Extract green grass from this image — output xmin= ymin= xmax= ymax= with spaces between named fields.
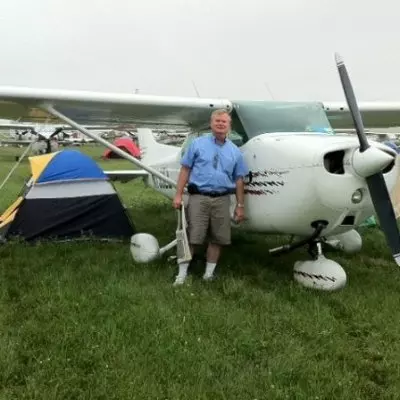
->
xmin=1 ymin=144 xmax=400 ymax=399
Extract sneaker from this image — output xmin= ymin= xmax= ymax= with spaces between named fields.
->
xmin=202 ymin=274 xmax=215 ymax=282
xmin=173 ymin=276 xmax=186 ymax=286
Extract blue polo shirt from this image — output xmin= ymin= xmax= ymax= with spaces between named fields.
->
xmin=181 ymin=134 xmax=249 ymax=193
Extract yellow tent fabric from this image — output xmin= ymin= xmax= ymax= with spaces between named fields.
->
xmin=0 ymin=196 xmax=23 ymax=223
xmin=0 ymin=196 xmax=23 ymax=228
xmin=0 ymin=208 xmax=19 ymax=229
xmin=0 ymin=152 xmax=57 ymax=227
xmin=28 ymin=152 xmax=58 ymax=183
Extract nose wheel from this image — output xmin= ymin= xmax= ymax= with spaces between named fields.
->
xmin=307 ymin=240 xmax=323 ymax=260
xmin=294 ymin=238 xmax=347 ymax=291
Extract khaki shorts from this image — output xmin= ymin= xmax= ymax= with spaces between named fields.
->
xmin=186 ymin=194 xmax=231 ymax=245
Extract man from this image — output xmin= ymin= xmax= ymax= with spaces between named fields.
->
xmin=172 ymin=109 xmax=249 ymax=285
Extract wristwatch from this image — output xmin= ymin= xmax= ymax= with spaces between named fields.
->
xmin=236 ymin=203 xmax=244 ymax=208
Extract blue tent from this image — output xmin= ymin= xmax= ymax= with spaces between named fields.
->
xmin=32 ymin=149 xmax=107 ymax=183
xmin=0 ymin=150 xmax=135 ymax=242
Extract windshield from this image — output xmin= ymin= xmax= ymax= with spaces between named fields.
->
xmin=180 ymin=101 xmax=334 ymax=153
xmin=232 ymin=100 xmax=334 ymax=141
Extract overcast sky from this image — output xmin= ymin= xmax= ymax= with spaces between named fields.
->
xmin=0 ymin=0 xmax=399 ymax=102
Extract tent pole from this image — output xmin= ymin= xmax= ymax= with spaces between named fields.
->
xmin=41 ymin=104 xmax=178 ymax=188
xmin=0 ymin=141 xmax=34 ymax=194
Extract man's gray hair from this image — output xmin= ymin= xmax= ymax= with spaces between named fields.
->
xmin=210 ymin=109 xmax=231 ymax=120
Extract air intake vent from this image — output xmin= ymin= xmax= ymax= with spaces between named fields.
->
xmin=341 ymin=215 xmax=355 ymax=226
xmin=324 ymin=150 xmax=345 ymax=174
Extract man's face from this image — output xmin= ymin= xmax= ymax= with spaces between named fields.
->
xmin=211 ymin=113 xmax=231 ymax=140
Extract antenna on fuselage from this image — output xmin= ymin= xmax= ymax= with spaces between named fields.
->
xmin=191 ymin=80 xmax=201 ymax=97
xmin=264 ymin=81 xmax=275 ymax=100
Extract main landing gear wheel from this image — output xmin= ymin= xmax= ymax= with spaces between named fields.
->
xmin=269 ymin=222 xmax=347 ymax=291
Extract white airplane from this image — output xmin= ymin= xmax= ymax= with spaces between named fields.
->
xmin=0 ymin=120 xmax=119 ymax=146
xmin=0 ymin=120 xmax=120 ymax=134
xmin=0 ymin=53 xmax=399 ymax=291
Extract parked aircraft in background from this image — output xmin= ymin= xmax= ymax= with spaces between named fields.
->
xmin=0 ymin=54 xmax=398 ymax=291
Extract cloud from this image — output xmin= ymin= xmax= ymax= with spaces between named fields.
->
xmin=0 ymin=0 xmax=399 ymax=101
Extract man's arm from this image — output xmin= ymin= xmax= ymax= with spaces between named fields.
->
xmin=174 ymin=140 xmax=196 ymax=198
xmin=235 ymin=177 xmax=245 ymax=206
xmin=176 ymin=166 xmax=191 ymax=196
xmin=233 ymin=152 xmax=249 ymax=207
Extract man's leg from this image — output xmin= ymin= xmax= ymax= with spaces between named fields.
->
xmin=203 ymin=242 xmax=221 ymax=280
xmin=174 ymin=195 xmax=210 ymax=285
xmin=204 ymin=196 xmax=231 ymax=280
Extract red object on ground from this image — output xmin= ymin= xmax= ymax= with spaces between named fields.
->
xmin=103 ymin=138 xmax=141 ymax=159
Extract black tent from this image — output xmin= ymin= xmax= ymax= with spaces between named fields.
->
xmin=0 ymin=150 xmax=135 ymax=242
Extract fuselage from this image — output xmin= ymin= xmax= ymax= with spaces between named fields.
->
xmin=140 ymin=131 xmax=399 ymax=238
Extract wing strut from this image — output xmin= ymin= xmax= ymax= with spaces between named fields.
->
xmin=42 ymin=104 xmax=178 ymax=188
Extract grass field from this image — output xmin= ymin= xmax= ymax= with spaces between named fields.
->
xmin=1 ymin=144 xmax=400 ymax=399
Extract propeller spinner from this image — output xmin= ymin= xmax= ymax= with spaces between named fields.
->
xmin=335 ymin=52 xmax=400 ymax=265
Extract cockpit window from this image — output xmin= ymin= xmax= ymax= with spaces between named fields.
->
xmin=232 ymin=100 xmax=334 ymax=139
xmin=181 ymin=101 xmax=333 ymax=156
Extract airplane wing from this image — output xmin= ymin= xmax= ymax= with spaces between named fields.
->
xmin=333 ymin=128 xmax=400 ymax=136
xmin=0 ymin=123 xmax=36 ymax=130
xmin=0 ymin=139 xmax=35 ymax=145
xmin=0 ymin=85 xmax=398 ymax=131
xmin=0 ymin=122 xmax=120 ymax=131
xmin=323 ymin=102 xmax=400 ymax=129
xmin=104 ymin=170 xmax=149 ymax=183
xmin=0 ymin=86 xmax=232 ymax=129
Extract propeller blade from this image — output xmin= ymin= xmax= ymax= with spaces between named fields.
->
xmin=366 ymin=173 xmax=400 ymax=265
xmin=334 ymin=53 xmax=369 ymax=152
xmin=335 ymin=52 xmax=400 ymax=265
xmin=51 ymin=127 xmax=63 ymax=138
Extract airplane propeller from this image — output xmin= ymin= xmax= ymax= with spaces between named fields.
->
xmin=30 ymin=126 xmax=63 ymax=141
xmin=334 ymin=53 xmax=400 ymax=266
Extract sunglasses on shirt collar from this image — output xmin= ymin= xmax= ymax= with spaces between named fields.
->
xmin=213 ymin=153 xmax=219 ymax=169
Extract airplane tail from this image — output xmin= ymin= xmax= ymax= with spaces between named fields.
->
xmin=136 ymin=128 xmax=181 ymax=165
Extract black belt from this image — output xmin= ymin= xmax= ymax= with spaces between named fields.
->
xmin=196 ymin=191 xmax=229 ymax=198
xmin=187 ymin=184 xmax=231 ymax=198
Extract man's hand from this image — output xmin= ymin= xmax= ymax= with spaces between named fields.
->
xmin=173 ymin=194 xmax=183 ymax=209
xmin=234 ymin=205 xmax=245 ymax=223
xmin=173 ymin=166 xmax=190 ymax=209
